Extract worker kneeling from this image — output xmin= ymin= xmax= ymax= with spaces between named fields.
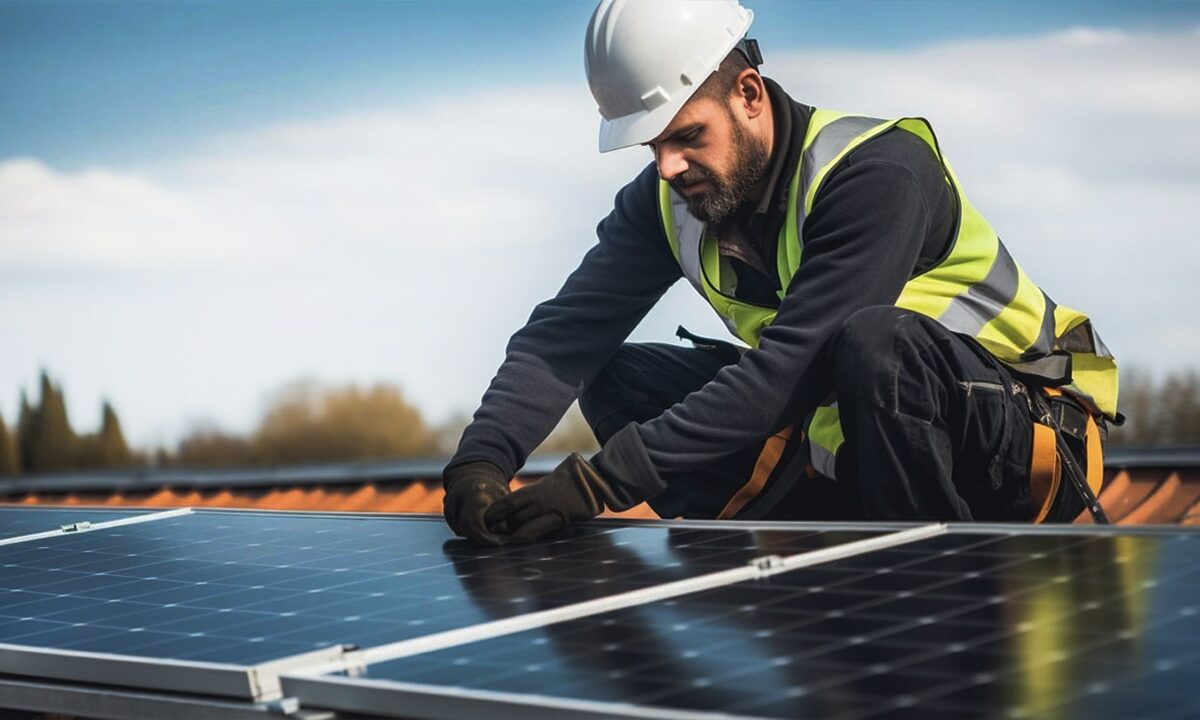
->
xmin=443 ymin=0 xmax=1120 ymax=545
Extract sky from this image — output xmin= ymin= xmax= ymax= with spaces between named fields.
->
xmin=1 ymin=0 xmax=1198 ymax=450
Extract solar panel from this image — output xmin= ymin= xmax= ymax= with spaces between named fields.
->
xmin=285 ymin=527 xmax=1200 ymax=720
xmin=0 ymin=508 xmax=883 ymax=701
xmin=0 ymin=507 xmax=155 ymax=541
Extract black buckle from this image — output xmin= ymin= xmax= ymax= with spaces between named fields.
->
xmin=736 ymin=38 xmax=763 ymax=68
xmin=1027 ymin=390 xmax=1109 ymax=525
xmin=1047 ymin=395 xmax=1088 ymax=441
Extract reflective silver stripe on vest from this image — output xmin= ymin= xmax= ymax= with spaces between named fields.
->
xmin=810 ymin=445 xmax=837 ymax=479
xmin=669 ymin=189 xmax=706 ymax=297
xmin=1030 ymin=292 xmax=1058 ymax=358
xmin=937 ymin=240 xmax=1020 ymax=335
xmin=1002 ymin=290 xmax=1070 ymax=381
xmin=796 ymin=116 xmax=886 ymax=231
xmin=809 ymin=401 xmax=839 ymax=479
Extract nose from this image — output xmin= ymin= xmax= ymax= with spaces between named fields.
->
xmin=655 ymin=146 xmax=688 ymax=182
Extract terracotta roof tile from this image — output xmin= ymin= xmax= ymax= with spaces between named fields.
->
xmin=1 ymin=450 xmax=1195 ymax=524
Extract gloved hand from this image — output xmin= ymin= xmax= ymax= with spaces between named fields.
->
xmin=442 ymin=461 xmax=510 ymax=546
xmin=483 ymin=453 xmax=633 ymax=544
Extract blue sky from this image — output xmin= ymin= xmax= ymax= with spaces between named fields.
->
xmin=1 ymin=1 xmax=1198 ymax=449
xmin=3 ymin=1 xmax=1197 ymax=168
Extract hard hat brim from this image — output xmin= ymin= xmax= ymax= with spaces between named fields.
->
xmin=597 ymin=89 xmax=694 ymax=154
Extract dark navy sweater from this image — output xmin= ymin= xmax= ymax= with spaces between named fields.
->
xmin=448 ymin=78 xmax=957 ymax=508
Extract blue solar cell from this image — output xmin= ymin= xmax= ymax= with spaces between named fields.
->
xmin=347 ymin=530 xmax=1200 ymax=720
xmin=0 ymin=511 xmax=878 ymax=666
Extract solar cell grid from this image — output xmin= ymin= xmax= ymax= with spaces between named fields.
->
xmin=0 ymin=510 xmax=877 ymax=668
xmin=338 ymin=530 xmax=1200 ymax=720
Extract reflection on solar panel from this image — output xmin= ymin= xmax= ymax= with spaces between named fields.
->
xmin=0 ymin=510 xmax=877 ymax=668
xmin=287 ymin=528 xmax=1200 ymax=720
xmin=0 ymin=507 xmax=153 ymax=540
xmin=2 ymin=507 xmax=1198 ymax=720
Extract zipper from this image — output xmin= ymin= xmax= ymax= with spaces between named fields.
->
xmin=956 ymin=380 xmax=1007 ymax=395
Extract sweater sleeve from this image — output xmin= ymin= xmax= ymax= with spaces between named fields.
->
xmin=448 ymin=163 xmax=681 ymax=479
xmin=592 ymin=131 xmax=950 ymax=499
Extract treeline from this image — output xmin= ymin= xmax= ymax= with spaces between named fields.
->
xmin=8 ymin=366 xmax=1189 ymax=479
xmin=0 ymin=373 xmax=597 ymax=477
xmin=173 ymin=381 xmax=597 ymax=468
xmin=1108 ymin=369 xmax=1200 ymax=446
xmin=0 ymin=372 xmax=132 ymax=476
xmin=172 ymin=380 xmax=441 ymax=468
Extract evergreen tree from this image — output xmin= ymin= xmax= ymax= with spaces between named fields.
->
xmin=96 ymin=401 xmax=132 ymax=469
xmin=16 ymin=392 xmax=33 ymax=474
xmin=0 ymin=416 xmax=18 ymax=477
xmin=25 ymin=371 xmax=76 ymax=473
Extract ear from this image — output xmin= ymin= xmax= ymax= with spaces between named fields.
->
xmin=734 ymin=69 xmax=768 ymax=120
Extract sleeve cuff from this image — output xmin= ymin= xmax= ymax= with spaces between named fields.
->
xmin=589 ymin=423 xmax=667 ymax=508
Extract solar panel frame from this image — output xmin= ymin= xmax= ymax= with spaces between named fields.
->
xmin=0 ymin=506 xmax=154 ymax=539
xmin=0 ymin=507 xmax=192 ymax=547
xmin=283 ymin=673 xmax=715 ymax=720
xmin=584 ymin=514 xmax=921 ymax=533
xmin=0 ymin=641 xmax=354 ymax=703
xmin=281 ymin=523 xmax=1200 ymax=720
xmin=0 ymin=673 xmax=299 ymax=720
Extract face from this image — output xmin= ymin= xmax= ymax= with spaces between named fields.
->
xmin=646 ymin=93 xmax=770 ymax=225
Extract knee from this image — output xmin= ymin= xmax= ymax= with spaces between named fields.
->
xmin=831 ymin=305 xmax=907 ymax=367
xmin=830 ymin=306 xmax=928 ymax=392
xmin=578 ymin=344 xmax=646 ymax=432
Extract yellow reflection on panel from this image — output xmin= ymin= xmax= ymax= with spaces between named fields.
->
xmin=1011 ymin=535 xmax=1153 ymax=719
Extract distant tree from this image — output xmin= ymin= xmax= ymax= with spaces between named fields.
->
xmin=1110 ymin=368 xmax=1200 ymax=446
xmin=254 ymin=380 xmax=438 ymax=464
xmin=153 ymin=446 xmax=173 ymax=468
xmin=175 ymin=426 xmax=259 ymax=468
xmin=22 ymin=371 xmax=77 ymax=473
xmin=74 ymin=434 xmax=101 ymax=471
xmin=434 ymin=411 xmax=472 ymax=456
xmin=1159 ymin=370 xmax=1200 ymax=444
xmin=171 ymin=380 xmax=439 ymax=468
xmin=95 ymin=402 xmax=133 ymax=468
xmin=16 ymin=392 xmax=33 ymax=473
xmin=0 ymin=416 xmax=19 ymax=477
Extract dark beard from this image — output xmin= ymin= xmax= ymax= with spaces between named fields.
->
xmin=670 ymin=119 xmax=770 ymax=224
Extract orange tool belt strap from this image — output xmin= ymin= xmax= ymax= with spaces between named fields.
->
xmin=1029 ymin=387 xmax=1104 ymax=523
xmin=717 ymin=426 xmax=794 ymax=520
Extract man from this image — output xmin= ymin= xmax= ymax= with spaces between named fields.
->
xmin=443 ymin=0 xmax=1119 ymax=545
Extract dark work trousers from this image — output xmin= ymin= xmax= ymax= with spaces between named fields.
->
xmin=578 ymin=306 xmax=1038 ymax=522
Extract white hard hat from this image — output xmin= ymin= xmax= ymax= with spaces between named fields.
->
xmin=585 ymin=0 xmax=756 ymax=153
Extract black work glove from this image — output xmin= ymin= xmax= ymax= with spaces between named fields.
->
xmin=483 ymin=453 xmax=637 ymax=544
xmin=442 ymin=461 xmax=510 ymax=546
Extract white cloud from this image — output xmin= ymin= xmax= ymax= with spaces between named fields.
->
xmin=1 ymin=27 xmax=1197 ymax=446
xmin=0 ymin=84 xmax=700 ymax=446
xmin=766 ymin=26 xmax=1200 ymax=371
xmin=0 ymin=159 xmax=225 ymax=270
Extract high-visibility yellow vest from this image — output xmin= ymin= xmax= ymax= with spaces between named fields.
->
xmin=658 ymin=109 xmax=1119 ymax=479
